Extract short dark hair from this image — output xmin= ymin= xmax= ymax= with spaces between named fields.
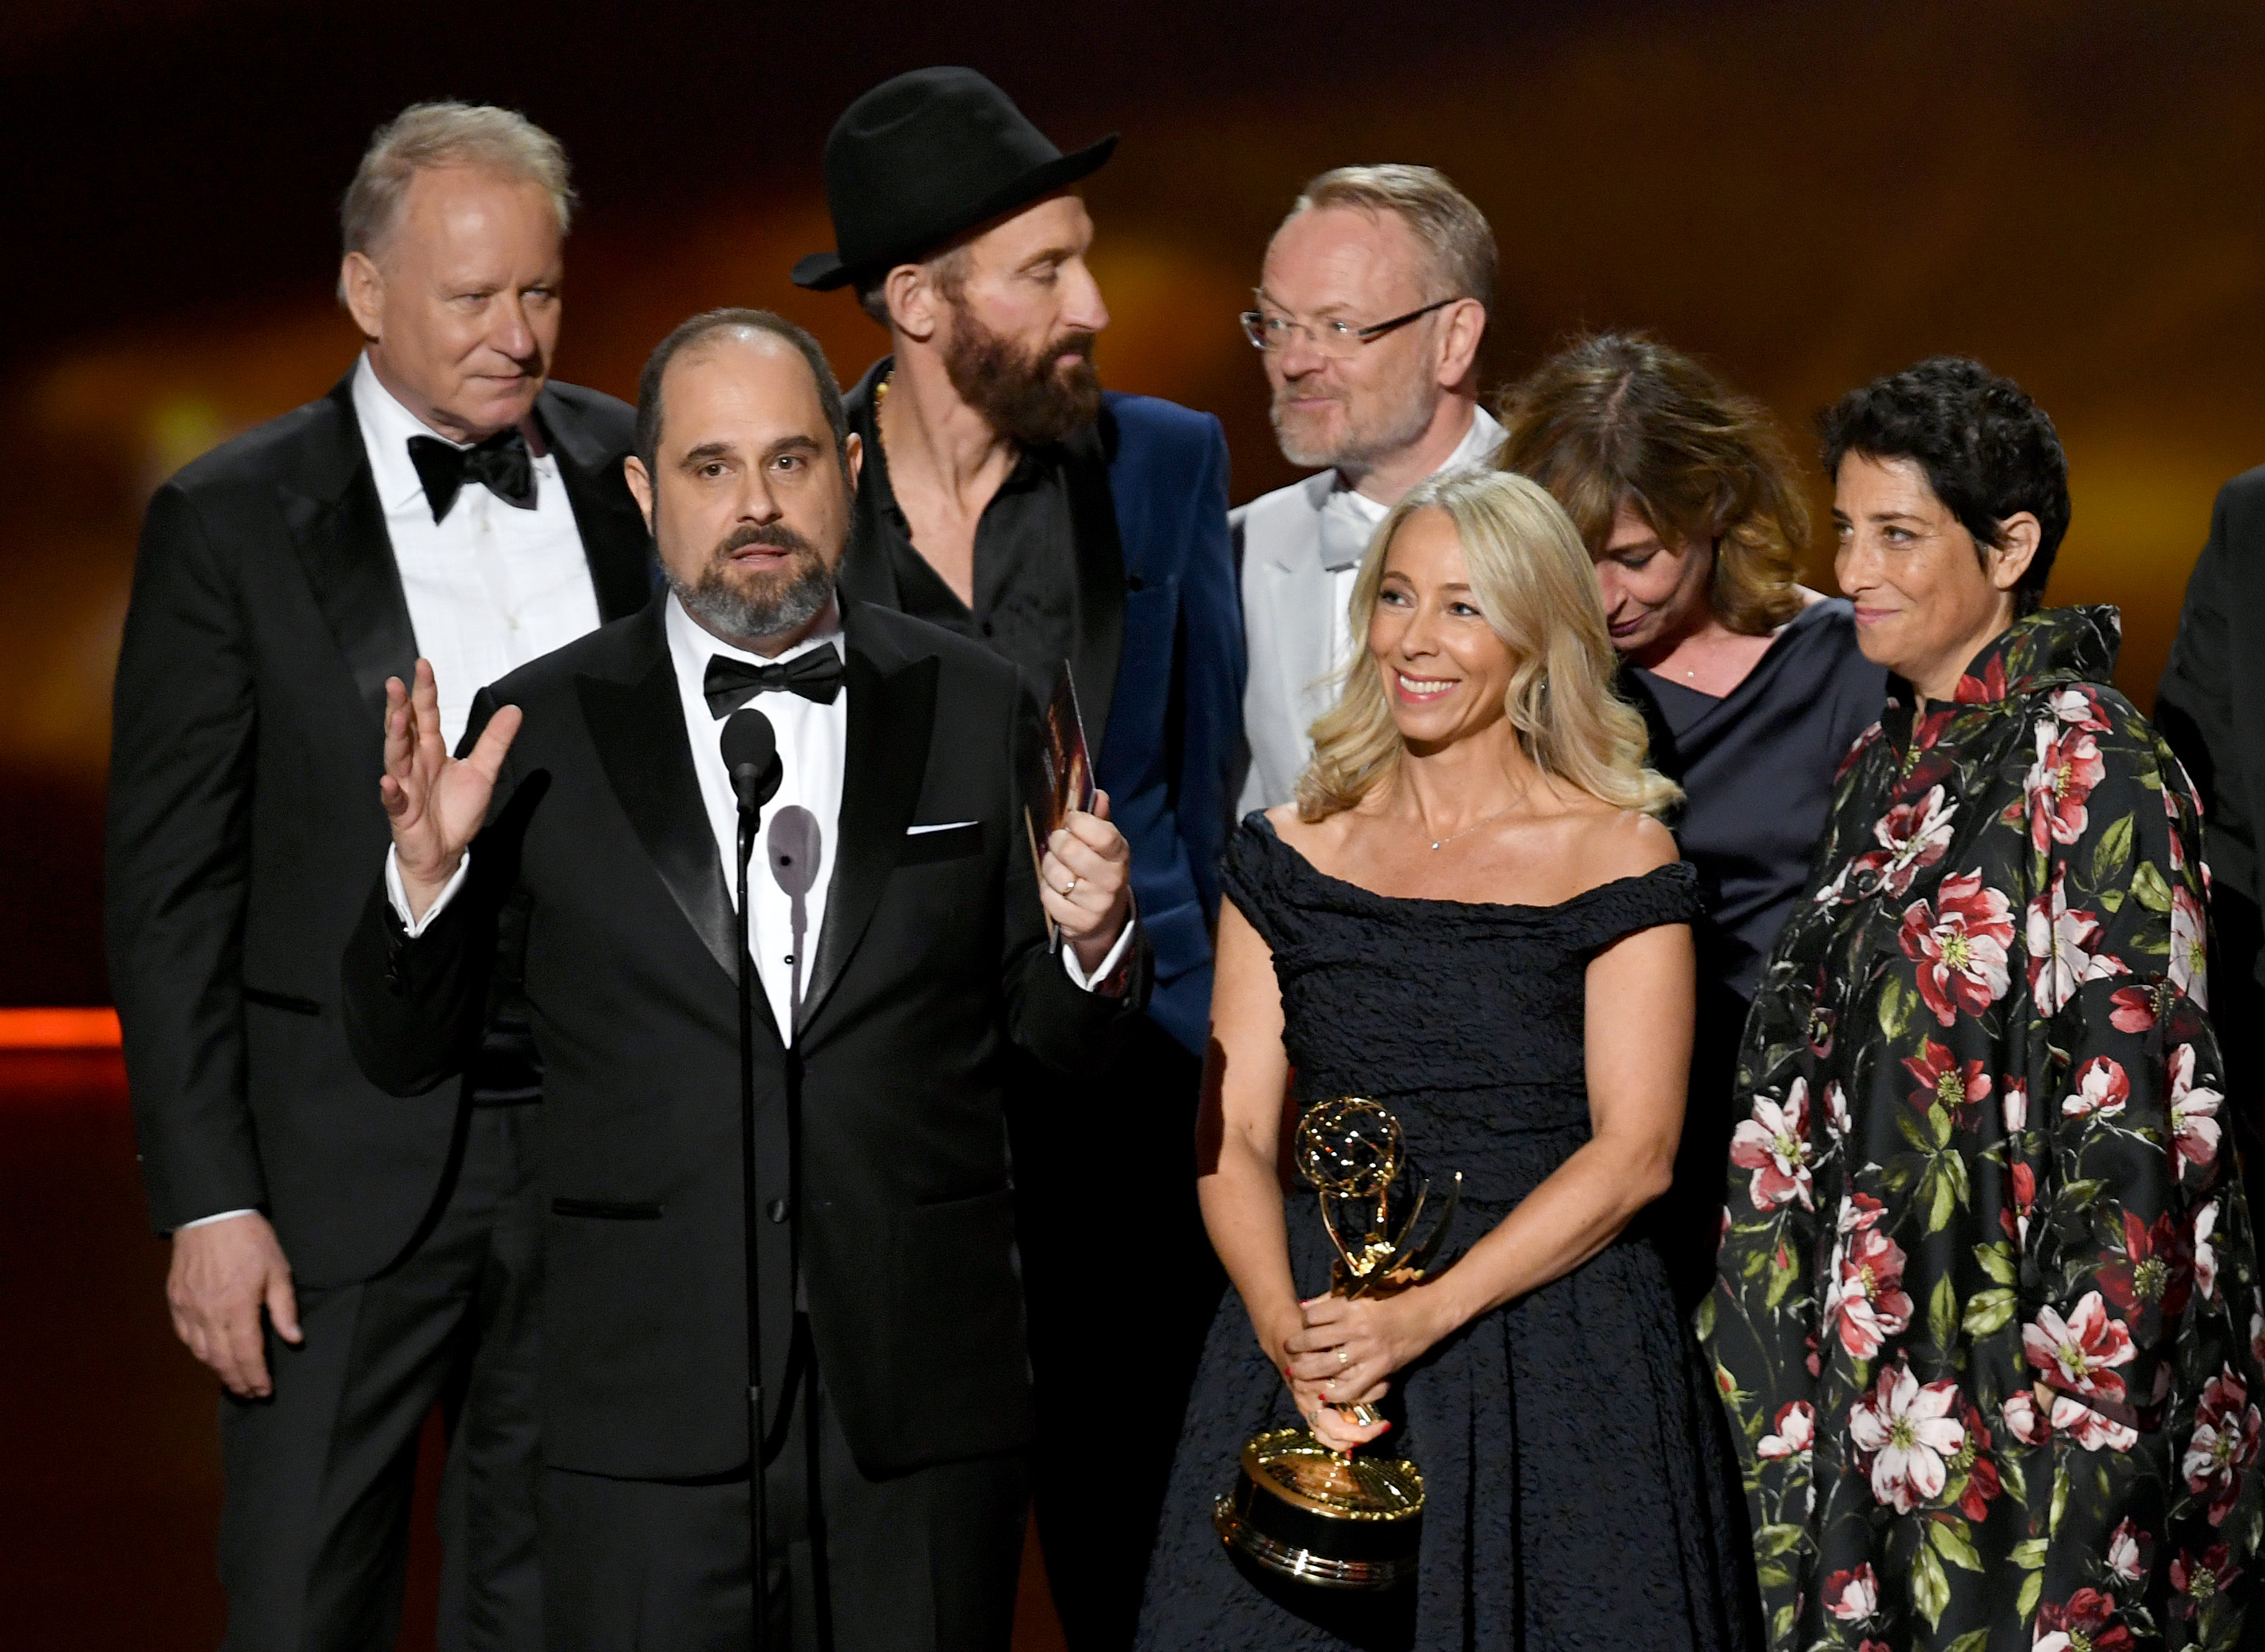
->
xmin=1817 ymin=356 xmax=2070 ymax=611
xmin=634 ymin=307 xmax=850 ymax=477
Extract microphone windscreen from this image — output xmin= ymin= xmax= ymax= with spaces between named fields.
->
xmin=720 ymin=708 xmax=784 ymax=810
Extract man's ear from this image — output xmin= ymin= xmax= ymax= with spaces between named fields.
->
xmin=885 ymin=263 xmax=940 ymax=344
xmin=1436 ymin=299 xmax=1486 ymax=392
xmin=1987 ymin=511 xmax=2042 ymax=593
xmin=341 ymin=252 xmax=385 ymax=341
xmin=623 ymin=455 xmax=655 ymax=533
xmin=842 ymin=430 xmax=863 ymax=495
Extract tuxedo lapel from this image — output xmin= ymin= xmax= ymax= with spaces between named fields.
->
xmin=798 ymin=610 xmax=936 ymax=1033
xmin=575 ymin=608 xmax=777 ymax=1043
xmin=539 ymin=387 xmax=656 ymax=622
xmin=1062 ymin=413 xmax=1126 ymax=758
xmin=1272 ymin=484 xmax=1341 ymax=745
xmin=278 ymin=372 xmax=416 ymax=724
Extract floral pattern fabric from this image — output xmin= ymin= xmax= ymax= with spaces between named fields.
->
xmin=1703 ymin=606 xmax=2265 ymax=1651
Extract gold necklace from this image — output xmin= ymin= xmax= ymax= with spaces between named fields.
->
xmin=1419 ymin=776 xmax=1535 ymax=851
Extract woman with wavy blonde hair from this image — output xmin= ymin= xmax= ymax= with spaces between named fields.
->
xmin=1138 ymin=468 xmax=1760 ymax=1650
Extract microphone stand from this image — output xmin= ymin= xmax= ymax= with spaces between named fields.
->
xmin=723 ymin=706 xmax=781 ymax=1652
xmin=735 ymin=804 xmax=769 ymax=1652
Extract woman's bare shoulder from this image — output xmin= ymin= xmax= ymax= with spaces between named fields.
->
xmin=1567 ymin=806 xmax=1679 ymax=886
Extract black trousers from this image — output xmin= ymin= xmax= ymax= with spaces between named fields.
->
xmin=1011 ymin=1016 xmax=1225 ymax=1649
xmin=217 ymin=1102 xmax=543 ymax=1650
xmin=539 ymin=1335 xmax=1027 ymax=1651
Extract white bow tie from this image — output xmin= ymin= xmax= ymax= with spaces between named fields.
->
xmin=1318 ymin=489 xmax=1379 ymax=574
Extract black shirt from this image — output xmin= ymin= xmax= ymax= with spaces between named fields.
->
xmin=841 ymin=357 xmax=1082 ymax=690
xmin=1626 ymin=597 xmax=1886 ymax=1000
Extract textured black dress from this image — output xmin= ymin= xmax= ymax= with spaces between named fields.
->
xmin=1134 ymin=817 xmax=1761 ymax=1652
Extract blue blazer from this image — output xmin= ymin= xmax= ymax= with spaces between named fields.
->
xmin=1091 ymin=392 xmax=1245 ymax=1056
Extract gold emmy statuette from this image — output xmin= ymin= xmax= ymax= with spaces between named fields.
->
xmin=1214 ymin=1097 xmax=1459 ymax=1590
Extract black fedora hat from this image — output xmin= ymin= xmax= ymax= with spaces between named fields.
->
xmin=791 ymin=67 xmax=1117 ymax=292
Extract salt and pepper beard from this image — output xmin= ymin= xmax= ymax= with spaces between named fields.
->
xmin=667 ymin=520 xmax=835 ymax=645
xmin=1270 ymin=357 xmax=1438 ymax=475
xmin=941 ymin=303 xmax=1103 ymax=447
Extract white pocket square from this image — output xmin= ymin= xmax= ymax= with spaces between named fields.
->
xmin=906 ymin=820 xmax=979 ymax=835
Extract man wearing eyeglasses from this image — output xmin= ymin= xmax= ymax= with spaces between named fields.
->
xmin=1235 ymin=165 xmax=1498 ymax=812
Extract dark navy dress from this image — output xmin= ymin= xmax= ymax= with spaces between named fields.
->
xmin=1134 ymin=818 xmax=1759 ymax=1652
xmin=1627 ymin=597 xmax=1885 ymax=1311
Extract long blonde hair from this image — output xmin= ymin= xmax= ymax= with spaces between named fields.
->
xmin=1296 ymin=468 xmax=1680 ymax=822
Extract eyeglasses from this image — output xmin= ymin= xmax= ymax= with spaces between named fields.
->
xmin=1238 ymin=296 xmax=1458 ymax=357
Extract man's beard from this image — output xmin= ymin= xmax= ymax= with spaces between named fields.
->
xmin=668 ymin=521 xmax=834 ymax=643
xmin=1271 ymin=372 xmax=1435 ymax=474
xmin=942 ymin=307 xmax=1103 ymax=447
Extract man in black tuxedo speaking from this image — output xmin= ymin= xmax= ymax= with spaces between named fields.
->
xmin=106 ymin=103 xmax=653 ymax=1647
xmin=341 ymin=307 xmax=1146 ymax=1648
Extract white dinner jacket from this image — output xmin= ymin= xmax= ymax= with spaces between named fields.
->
xmin=1233 ymin=404 xmax=1505 ymax=814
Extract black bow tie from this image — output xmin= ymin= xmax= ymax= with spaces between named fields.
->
xmin=406 ymin=428 xmax=537 ymax=522
xmin=704 ymin=646 xmax=846 ymax=717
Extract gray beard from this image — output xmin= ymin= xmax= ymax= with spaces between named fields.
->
xmin=670 ymin=556 xmax=833 ymax=647
xmin=1272 ymin=375 xmax=1437 ymax=475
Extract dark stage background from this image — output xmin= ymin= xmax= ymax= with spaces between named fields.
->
xmin=3 ymin=0 xmax=2263 ymax=1642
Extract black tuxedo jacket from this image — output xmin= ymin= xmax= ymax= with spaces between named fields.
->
xmin=107 ymin=367 xmax=653 ymax=1286
xmin=2160 ymin=464 xmax=2265 ymax=989
xmin=341 ymin=597 xmax=1150 ymax=1482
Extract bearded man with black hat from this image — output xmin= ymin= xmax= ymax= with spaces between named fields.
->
xmin=793 ymin=66 xmax=1243 ymax=1649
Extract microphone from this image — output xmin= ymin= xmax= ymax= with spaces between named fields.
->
xmin=721 ymin=708 xmax=784 ymax=816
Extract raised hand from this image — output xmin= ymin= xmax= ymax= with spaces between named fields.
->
xmin=379 ymin=660 xmax=522 ymax=921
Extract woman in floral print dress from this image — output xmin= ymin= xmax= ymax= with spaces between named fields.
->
xmin=1704 ymin=357 xmax=2265 ymax=1652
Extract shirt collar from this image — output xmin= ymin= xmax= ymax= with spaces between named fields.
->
xmin=351 ymin=353 xmax=556 ymax=516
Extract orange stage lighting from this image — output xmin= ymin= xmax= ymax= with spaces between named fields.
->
xmin=0 ymin=1007 xmax=121 ymax=1049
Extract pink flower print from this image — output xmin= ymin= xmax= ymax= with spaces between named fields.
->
xmin=2001 ymin=1388 xmax=2050 ymax=1445
xmin=2022 ymin=1292 xmax=2136 ymax=1405
xmin=2025 ymin=718 xmax=2106 ymax=851
xmin=1758 ymin=1400 xmax=1814 ymax=1462
xmin=2046 ymin=685 xmax=2112 ymax=731
xmin=1900 ymin=870 xmax=2015 ymax=1026
xmin=1902 ymin=1039 xmax=1991 ymax=1121
xmin=2106 ymin=1518 xmax=2151 ymax=1584
xmin=2062 ymin=1055 xmax=2130 ymax=1123
xmin=2196 ymin=1201 xmax=2221 ymax=1302
xmin=2050 ymin=1394 xmax=2140 ymax=1453
xmin=2002 ymin=1078 xmax=2028 ymax=1132
xmin=1827 ymin=1221 xmax=1914 ymax=1359
xmin=2169 ymin=1044 xmax=2224 ymax=1181
xmin=2171 ymin=885 xmax=2211 ymax=1011
xmin=1822 ymin=1563 xmax=1880 ymax=1623
xmin=1729 ymin=1081 xmax=1814 ymax=1212
xmin=2024 ymin=865 xmax=2125 ymax=1017
xmin=2184 ymin=1366 xmax=2262 ymax=1524
xmin=1847 ymin=1359 xmax=1965 ymax=1514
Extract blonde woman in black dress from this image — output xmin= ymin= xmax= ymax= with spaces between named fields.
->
xmin=1137 ymin=469 xmax=1759 ymax=1650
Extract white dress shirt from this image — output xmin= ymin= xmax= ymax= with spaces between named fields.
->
xmin=386 ymin=592 xmax=1134 ymax=1046
xmin=352 ymin=355 xmax=602 ymax=752
xmin=668 ymin=593 xmax=847 ymax=1039
xmin=179 ymin=361 xmax=607 ymax=1235
xmin=1233 ymin=403 xmax=1505 ymax=814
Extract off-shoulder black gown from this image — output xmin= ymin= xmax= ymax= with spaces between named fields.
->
xmin=1134 ymin=817 xmax=1761 ymax=1652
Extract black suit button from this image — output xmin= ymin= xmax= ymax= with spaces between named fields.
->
xmin=979 ymin=621 xmax=995 ymax=638
xmin=767 ymin=1199 xmax=790 ymax=1224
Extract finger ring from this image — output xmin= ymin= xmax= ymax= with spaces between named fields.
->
xmin=1336 ymin=1346 xmax=1350 ymax=1369
xmin=1063 ymin=875 xmax=1079 ymax=896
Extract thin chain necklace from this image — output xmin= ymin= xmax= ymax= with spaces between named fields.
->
xmin=1418 ymin=776 xmax=1534 ymax=851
